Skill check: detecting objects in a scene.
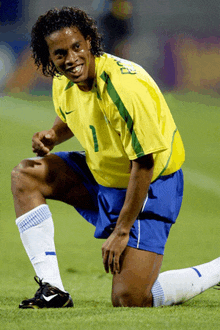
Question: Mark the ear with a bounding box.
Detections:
[48,56,58,72]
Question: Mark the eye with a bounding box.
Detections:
[74,43,81,51]
[54,49,66,59]
[56,54,64,60]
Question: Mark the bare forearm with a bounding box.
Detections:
[102,154,154,274]
[115,155,154,235]
[51,116,74,145]
[32,116,74,156]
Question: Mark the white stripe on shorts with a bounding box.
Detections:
[137,194,148,249]
[141,194,148,212]
[137,220,141,249]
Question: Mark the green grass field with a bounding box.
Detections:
[0,90,220,329]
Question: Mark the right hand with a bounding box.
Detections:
[32,130,57,156]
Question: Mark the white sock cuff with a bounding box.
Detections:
[16,204,51,234]
[151,280,165,307]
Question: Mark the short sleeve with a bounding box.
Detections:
[52,77,67,123]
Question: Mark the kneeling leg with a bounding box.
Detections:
[11,154,95,292]
[112,247,163,307]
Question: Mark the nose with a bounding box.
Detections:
[65,50,77,67]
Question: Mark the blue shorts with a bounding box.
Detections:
[54,151,184,255]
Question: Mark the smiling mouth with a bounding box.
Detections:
[67,64,83,75]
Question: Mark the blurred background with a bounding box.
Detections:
[1,0,220,95]
[1,1,220,316]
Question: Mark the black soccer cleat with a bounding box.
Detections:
[19,276,74,309]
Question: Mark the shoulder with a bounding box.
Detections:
[53,75,74,95]
[97,54,161,101]
[97,53,145,79]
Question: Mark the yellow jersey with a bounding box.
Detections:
[53,53,185,188]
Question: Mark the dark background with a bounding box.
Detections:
[1,0,220,94]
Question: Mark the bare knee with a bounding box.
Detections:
[11,159,41,196]
[112,282,153,308]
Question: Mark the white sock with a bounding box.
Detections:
[16,204,65,291]
[152,257,220,306]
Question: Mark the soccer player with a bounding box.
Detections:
[11,7,220,309]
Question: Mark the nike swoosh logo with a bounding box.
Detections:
[42,294,59,302]
[65,110,75,115]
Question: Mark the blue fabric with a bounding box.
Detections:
[54,151,184,255]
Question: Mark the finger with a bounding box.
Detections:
[32,131,51,146]
[101,246,105,258]
[102,250,109,273]
[32,145,50,156]
[45,134,51,139]
[42,134,54,145]
[32,135,50,154]
[108,252,114,274]
[113,255,120,274]
[32,137,43,151]
[32,140,44,151]
[32,143,50,153]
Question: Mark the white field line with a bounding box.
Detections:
[183,167,220,198]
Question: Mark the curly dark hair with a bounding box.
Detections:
[31,7,103,77]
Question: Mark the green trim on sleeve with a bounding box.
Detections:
[59,107,66,121]
[100,71,145,157]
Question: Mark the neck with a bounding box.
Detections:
[77,78,94,92]
[78,55,96,92]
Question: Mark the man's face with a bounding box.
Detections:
[46,27,95,90]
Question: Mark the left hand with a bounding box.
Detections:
[102,230,129,274]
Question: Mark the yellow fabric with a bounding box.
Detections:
[53,53,185,187]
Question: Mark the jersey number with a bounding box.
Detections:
[89,125,99,152]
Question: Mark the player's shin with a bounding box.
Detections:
[151,257,220,306]
[16,204,65,291]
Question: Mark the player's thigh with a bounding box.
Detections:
[12,154,95,209]
[112,247,163,307]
